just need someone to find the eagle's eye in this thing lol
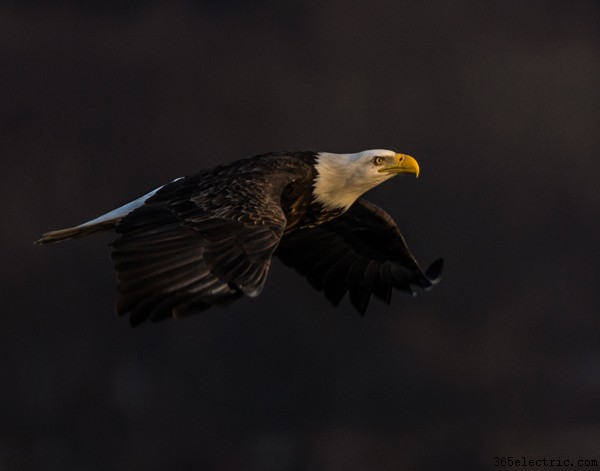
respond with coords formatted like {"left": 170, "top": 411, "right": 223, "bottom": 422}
{"left": 373, "top": 156, "right": 384, "bottom": 165}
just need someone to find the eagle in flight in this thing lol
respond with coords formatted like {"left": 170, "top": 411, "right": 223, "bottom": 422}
{"left": 37, "top": 150, "right": 443, "bottom": 325}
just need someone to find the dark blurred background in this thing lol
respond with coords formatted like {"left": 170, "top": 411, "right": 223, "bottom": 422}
{"left": 2, "top": 0, "right": 599, "bottom": 469}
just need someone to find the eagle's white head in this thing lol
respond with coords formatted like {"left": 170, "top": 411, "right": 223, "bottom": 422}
{"left": 312, "top": 149, "right": 420, "bottom": 211}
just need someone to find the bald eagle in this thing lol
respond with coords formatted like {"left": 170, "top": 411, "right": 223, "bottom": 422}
{"left": 36, "top": 150, "right": 443, "bottom": 325}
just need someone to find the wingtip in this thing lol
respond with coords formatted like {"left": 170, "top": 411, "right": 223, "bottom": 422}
{"left": 425, "top": 258, "right": 444, "bottom": 283}
{"left": 348, "top": 287, "right": 371, "bottom": 316}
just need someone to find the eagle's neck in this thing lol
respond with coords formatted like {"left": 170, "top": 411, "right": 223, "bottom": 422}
{"left": 312, "top": 151, "right": 376, "bottom": 211}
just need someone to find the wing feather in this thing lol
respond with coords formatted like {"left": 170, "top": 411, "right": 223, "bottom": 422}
{"left": 275, "top": 198, "right": 443, "bottom": 315}
{"left": 111, "top": 166, "right": 298, "bottom": 324}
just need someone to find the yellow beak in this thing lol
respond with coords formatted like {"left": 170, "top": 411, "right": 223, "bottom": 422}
{"left": 379, "top": 154, "right": 420, "bottom": 177}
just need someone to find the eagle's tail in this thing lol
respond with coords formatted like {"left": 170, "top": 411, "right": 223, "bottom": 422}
{"left": 35, "top": 181, "right": 180, "bottom": 245}
{"left": 35, "top": 219, "right": 118, "bottom": 244}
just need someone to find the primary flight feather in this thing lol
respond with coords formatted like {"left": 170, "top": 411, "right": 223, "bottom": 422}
{"left": 36, "top": 149, "right": 443, "bottom": 325}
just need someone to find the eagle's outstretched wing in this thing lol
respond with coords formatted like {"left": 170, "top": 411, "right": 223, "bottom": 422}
{"left": 275, "top": 199, "right": 443, "bottom": 315}
{"left": 111, "top": 171, "right": 294, "bottom": 325}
